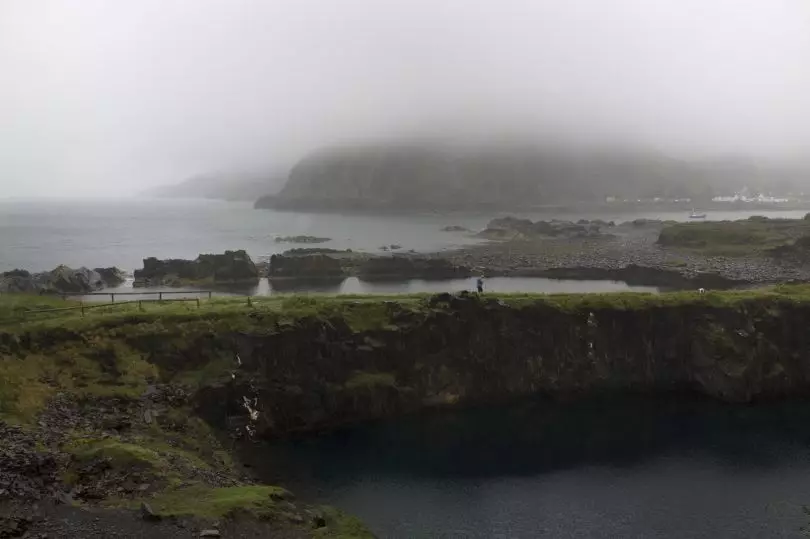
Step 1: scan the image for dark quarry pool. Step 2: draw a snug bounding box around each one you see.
[245,395,810,538]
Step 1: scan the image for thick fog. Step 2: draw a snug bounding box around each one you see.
[1,0,809,197]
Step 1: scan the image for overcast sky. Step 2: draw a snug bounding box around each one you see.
[1,0,809,197]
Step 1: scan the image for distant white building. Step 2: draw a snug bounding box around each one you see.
[712,193,789,203]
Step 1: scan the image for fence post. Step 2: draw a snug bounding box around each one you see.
[208,291,212,300]
[196,298,200,308]
[80,301,85,317]
[159,292,163,301]
[138,300,143,312]
[111,293,115,303]
[247,296,252,307]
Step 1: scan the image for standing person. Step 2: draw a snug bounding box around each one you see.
[476,275,484,294]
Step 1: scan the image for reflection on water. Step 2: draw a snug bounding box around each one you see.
[247,395,810,538]
[86,276,660,301]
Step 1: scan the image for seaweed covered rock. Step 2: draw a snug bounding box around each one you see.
[134,250,258,286]
[358,256,471,280]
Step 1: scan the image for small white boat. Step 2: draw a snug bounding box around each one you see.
[689,209,707,219]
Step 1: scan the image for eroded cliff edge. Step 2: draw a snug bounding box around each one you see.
[200,291,809,437]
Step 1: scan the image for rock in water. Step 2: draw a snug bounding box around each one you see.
[93,267,127,287]
[133,250,259,286]
[1,266,106,294]
[0,269,36,293]
[199,530,221,538]
[274,235,331,244]
[44,265,105,293]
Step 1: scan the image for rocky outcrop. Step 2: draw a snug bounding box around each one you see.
[268,253,346,278]
[358,256,471,280]
[274,236,331,244]
[0,266,108,294]
[93,267,127,287]
[183,292,810,439]
[477,217,612,241]
[133,250,258,287]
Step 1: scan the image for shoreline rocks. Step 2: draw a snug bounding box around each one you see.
[0,265,127,295]
[274,235,331,244]
[432,219,807,286]
[477,217,612,242]
[133,250,259,287]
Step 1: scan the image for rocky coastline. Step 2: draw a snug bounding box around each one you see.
[0,266,126,295]
[429,217,810,287]
[7,216,810,297]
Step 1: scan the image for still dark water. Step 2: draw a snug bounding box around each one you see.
[247,395,810,538]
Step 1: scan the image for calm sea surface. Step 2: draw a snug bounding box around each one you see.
[251,395,810,538]
[2,198,810,273]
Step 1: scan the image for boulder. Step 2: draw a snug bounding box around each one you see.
[93,267,127,287]
[196,250,259,282]
[1,266,106,294]
[44,265,104,293]
[0,269,36,293]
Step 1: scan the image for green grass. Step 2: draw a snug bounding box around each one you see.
[144,485,289,519]
[657,217,810,256]
[315,506,376,538]
[6,286,810,335]
[67,439,165,468]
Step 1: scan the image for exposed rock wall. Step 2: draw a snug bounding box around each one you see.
[192,294,810,438]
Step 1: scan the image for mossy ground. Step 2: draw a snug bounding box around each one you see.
[140,485,288,519]
[0,292,386,537]
[657,216,810,256]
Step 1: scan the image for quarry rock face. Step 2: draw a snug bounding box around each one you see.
[190,293,810,439]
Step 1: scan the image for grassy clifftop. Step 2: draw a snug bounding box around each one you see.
[657,215,810,256]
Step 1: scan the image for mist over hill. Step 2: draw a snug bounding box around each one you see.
[255,143,810,212]
[146,172,285,202]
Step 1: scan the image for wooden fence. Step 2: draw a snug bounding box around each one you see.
[60,290,214,302]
